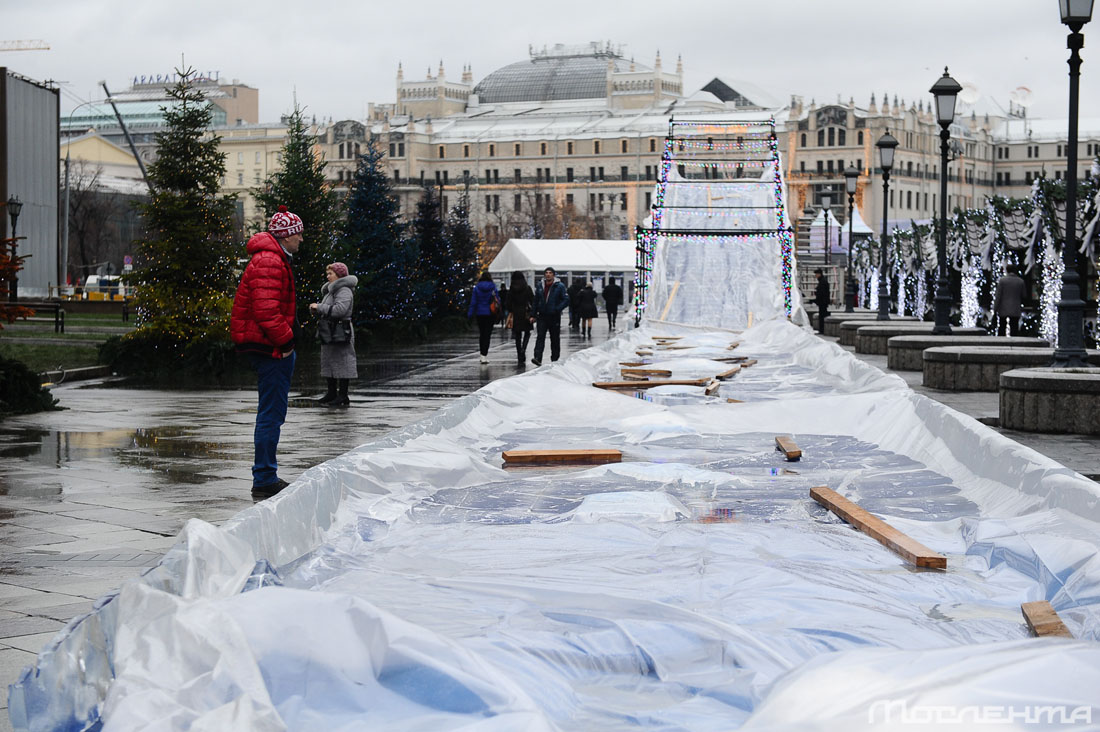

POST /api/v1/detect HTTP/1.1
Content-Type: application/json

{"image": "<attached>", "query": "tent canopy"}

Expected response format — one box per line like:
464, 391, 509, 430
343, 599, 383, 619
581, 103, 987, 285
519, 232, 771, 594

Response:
488, 239, 636, 275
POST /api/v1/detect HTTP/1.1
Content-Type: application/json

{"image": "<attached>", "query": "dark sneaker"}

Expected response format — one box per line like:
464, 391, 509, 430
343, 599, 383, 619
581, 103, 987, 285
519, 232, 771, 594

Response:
530, 357, 541, 366
252, 478, 289, 499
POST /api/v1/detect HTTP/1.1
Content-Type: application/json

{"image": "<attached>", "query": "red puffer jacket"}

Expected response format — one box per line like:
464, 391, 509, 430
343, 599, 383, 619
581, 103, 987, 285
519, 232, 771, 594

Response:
230, 232, 297, 358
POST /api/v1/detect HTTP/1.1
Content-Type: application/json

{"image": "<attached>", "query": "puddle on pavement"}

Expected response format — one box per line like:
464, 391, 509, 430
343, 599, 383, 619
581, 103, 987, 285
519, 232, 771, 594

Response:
0, 425, 237, 495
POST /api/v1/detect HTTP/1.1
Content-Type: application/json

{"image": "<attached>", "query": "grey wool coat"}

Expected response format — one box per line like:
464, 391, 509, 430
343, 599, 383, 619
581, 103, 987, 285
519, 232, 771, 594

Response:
316, 275, 358, 378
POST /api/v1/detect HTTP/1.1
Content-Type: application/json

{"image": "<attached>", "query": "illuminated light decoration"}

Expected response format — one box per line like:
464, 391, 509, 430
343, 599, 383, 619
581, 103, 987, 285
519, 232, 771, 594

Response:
914, 271, 927, 319
675, 159, 772, 169
960, 262, 983, 327
1039, 239, 1063, 345
675, 139, 774, 151
869, 267, 879, 312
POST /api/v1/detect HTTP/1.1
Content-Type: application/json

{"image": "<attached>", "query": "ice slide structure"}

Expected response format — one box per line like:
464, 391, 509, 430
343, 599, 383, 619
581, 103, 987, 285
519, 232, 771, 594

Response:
10, 119, 1100, 731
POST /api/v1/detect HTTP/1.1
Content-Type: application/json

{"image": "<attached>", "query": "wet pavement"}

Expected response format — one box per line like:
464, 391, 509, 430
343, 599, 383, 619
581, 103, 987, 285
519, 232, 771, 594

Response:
1, 318, 1098, 729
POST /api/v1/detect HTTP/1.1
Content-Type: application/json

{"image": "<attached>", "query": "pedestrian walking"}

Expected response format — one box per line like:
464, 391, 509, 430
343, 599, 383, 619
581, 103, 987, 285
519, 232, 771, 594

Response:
309, 262, 357, 408
993, 264, 1026, 337
498, 282, 510, 333
576, 281, 599, 338
467, 271, 500, 364
813, 268, 830, 334
506, 271, 534, 365
531, 267, 569, 366
567, 279, 583, 331
602, 277, 623, 330
230, 205, 302, 498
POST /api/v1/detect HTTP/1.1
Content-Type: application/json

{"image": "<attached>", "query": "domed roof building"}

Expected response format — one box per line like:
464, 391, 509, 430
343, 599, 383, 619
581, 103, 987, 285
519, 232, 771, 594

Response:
474, 44, 654, 104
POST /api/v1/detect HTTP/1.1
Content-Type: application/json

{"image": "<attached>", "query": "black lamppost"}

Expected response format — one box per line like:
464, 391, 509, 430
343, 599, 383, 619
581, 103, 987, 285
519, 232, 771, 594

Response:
6, 195, 23, 303
822, 193, 832, 266
1053, 0, 1094, 367
876, 131, 898, 321
930, 67, 962, 335
843, 165, 859, 312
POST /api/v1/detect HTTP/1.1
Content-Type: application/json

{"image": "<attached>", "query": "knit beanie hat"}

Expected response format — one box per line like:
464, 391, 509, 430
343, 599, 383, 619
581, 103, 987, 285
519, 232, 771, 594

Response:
329, 262, 349, 278
268, 205, 304, 239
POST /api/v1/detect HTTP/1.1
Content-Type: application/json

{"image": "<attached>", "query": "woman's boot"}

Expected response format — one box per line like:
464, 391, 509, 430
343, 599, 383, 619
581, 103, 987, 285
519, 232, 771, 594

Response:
329, 379, 350, 407
317, 378, 337, 404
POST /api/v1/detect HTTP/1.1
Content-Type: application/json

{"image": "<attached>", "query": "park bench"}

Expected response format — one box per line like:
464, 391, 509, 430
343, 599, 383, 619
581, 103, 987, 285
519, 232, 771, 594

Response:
19, 301, 65, 333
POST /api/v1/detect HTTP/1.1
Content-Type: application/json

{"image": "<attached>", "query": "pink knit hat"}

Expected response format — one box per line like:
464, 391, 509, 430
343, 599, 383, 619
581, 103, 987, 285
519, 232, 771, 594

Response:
268, 205, 304, 238
328, 262, 349, 278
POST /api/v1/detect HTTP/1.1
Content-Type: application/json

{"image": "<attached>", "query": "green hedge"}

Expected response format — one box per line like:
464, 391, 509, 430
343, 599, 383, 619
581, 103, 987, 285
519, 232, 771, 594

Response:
0, 355, 58, 416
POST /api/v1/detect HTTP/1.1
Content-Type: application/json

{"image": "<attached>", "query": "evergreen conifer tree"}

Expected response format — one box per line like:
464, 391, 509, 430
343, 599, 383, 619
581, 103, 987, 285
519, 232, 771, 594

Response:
124, 67, 238, 365
410, 186, 450, 318
254, 107, 344, 317
344, 137, 426, 324
442, 194, 481, 316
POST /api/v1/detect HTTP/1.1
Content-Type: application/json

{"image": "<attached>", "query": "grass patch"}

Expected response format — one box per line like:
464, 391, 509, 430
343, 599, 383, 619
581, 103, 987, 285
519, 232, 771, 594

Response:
0, 342, 102, 374
0, 330, 118, 341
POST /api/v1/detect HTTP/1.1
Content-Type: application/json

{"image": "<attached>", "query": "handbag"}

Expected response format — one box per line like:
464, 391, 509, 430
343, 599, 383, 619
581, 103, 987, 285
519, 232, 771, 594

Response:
318, 317, 352, 345
489, 292, 501, 318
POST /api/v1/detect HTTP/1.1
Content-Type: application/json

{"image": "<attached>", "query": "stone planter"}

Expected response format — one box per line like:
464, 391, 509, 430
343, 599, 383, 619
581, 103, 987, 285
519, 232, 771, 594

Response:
855, 325, 986, 355
837, 317, 920, 346
925, 348, 1100, 391
1000, 367, 1100, 435
887, 335, 1048, 371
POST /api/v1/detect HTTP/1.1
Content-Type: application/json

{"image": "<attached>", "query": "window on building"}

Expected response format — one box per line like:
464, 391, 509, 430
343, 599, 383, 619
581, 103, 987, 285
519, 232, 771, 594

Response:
594, 140, 601, 154
540, 142, 547, 155
800, 161, 806, 173
463, 144, 470, 158
838, 129, 846, 146
801, 133, 807, 147
1024, 171, 1032, 184
645, 165, 653, 180
1057, 144, 1063, 157
419, 170, 424, 183
923, 192, 928, 208
828, 128, 835, 147
443, 171, 448, 184
398, 142, 405, 157
566, 193, 574, 206
890, 189, 894, 207
827, 160, 834, 174
817, 160, 823, 174
589, 193, 596, 210
566, 167, 574, 182
237, 172, 243, 185
435, 171, 441, 183
590, 166, 596, 180
645, 191, 652, 208
255, 151, 261, 164
598, 167, 604, 180
394, 170, 400, 182
621, 140, 628, 153
906, 190, 912, 208
485, 196, 491, 212
493, 169, 500, 183
543, 168, 551, 182
514, 194, 522, 211
514, 143, 521, 156
568, 141, 574, 155
620, 193, 627, 211
237, 152, 244, 164
514, 168, 521, 183
489, 144, 496, 157
620, 166, 628, 181
650, 138, 657, 152
818, 129, 825, 147
339, 143, 344, 158
439, 145, 445, 159
858, 131, 864, 145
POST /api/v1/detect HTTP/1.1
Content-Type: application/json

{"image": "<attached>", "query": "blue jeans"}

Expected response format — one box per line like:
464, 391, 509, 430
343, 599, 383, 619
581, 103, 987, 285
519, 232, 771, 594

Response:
249, 352, 296, 488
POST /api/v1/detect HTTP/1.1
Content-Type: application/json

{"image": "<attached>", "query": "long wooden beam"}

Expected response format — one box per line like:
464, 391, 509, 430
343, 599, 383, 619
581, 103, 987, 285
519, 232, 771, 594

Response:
1021, 601, 1073, 638
593, 377, 711, 390
621, 368, 672, 378
502, 449, 622, 465
810, 486, 947, 569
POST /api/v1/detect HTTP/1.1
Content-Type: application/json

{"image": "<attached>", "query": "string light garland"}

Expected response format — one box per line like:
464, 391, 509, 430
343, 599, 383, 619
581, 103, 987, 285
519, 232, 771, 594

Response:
1039, 240, 1063, 345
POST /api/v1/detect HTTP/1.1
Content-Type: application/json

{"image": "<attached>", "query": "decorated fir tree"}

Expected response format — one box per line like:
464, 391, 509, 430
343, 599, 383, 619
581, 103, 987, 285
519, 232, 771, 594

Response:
344, 137, 426, 324
442, 194, 481, 316
122, 66, 238, 370
254, 107, 344, 318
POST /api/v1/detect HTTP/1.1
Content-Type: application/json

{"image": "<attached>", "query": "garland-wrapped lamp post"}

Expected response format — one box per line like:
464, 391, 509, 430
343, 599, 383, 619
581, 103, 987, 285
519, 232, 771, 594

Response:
822, 193, 832, 266
843, 165, 859, 312
6, 195, 23, 302
1053, 0, 1093, 367
930, 67, 962, 335
876, 131, 898, 321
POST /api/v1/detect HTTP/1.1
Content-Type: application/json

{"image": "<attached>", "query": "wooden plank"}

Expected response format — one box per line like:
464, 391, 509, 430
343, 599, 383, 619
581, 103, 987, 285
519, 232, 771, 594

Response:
747, 312, 754, 328
740, 359, 757, 367
716, 365, 741, 379
619, 361, 649, 367
1021, 601, 1073, 638
774, 435, 802, 461
593, 378, 711, 390
503, 449, 622, 465
653, 336, 682, 341
726, 398, 744, 403
704, 379, 721, 396
810, 486, 947, 569
621, 368, 672, 378
656, 345, 693, 350
658, 280, 681, 321
635, 349, 654, 356
727, 342, 740, 350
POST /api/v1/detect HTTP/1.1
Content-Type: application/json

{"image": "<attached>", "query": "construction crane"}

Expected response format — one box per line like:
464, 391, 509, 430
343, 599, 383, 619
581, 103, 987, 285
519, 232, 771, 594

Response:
0, 40, 50, 52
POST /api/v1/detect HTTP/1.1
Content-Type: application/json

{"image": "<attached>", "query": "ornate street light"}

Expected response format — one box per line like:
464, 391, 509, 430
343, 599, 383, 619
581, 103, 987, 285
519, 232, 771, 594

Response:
875, 130, 898, 321
6, 195, 23, 303
1053, 0, 1094, 366
843, 165, 859, 312
821, 193, 832, 266
930, 67, 962, 335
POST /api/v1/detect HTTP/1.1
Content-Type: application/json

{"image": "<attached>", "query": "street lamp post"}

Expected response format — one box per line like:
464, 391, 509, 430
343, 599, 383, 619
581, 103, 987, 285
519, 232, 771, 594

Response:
1053, 0, 1094, 367
843, 165, 859, 312
822, 193, 832, 266
6, 195, 23, 302
930, 67, 963, 335
876, 131, 898, 321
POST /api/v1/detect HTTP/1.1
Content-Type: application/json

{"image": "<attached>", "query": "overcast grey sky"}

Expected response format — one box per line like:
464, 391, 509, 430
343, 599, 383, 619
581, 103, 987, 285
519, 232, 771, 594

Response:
5, 0, 1097, 123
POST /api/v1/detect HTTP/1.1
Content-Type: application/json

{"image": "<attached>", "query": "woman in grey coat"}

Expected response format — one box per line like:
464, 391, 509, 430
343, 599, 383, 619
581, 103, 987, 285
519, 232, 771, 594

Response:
309, 262, 358, 407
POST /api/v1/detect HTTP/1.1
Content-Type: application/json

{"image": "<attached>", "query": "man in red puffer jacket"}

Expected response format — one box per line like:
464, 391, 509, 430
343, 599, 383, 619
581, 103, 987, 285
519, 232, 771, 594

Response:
231, 206, 302, 498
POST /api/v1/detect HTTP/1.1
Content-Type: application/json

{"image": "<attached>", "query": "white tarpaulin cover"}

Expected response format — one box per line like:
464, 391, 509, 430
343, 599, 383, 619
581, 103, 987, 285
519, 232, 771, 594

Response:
10, 155, 1100, 730
487, 239, 637, 275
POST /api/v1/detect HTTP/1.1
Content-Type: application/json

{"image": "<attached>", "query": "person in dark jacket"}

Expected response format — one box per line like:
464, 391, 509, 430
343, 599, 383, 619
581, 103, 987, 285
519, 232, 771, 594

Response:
813, 268, 830, 334
602, 278, 623, 330
498, 282, 510, 332
309, 262, 357, 407
993, 264, 1026, 336
230, 206, 302, 498
467, 271, 500, 364
567, 279, 583, 331
531, 267, 569, 366
575, 281, 599, 338
506, 271, 534, 365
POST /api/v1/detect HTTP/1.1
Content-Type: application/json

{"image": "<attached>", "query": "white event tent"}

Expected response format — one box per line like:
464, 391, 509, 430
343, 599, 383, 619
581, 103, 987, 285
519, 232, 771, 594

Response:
487, 238, 636, 289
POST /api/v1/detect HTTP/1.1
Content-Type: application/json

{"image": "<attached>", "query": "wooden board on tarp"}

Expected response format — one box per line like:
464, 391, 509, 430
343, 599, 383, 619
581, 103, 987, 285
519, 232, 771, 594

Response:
594, 377, 711, 390
717, 365, 741, 379
502, 449, 623, 465
704, 379, 721, 396
621, 368, 672, 378
774, 435, 801, 461
1021, 601, 1073, 638
810, 485, 948, 569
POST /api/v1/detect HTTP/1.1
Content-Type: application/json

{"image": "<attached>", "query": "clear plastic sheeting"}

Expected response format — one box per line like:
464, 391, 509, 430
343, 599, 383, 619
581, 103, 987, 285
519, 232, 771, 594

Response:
10, 322, 1100, 731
